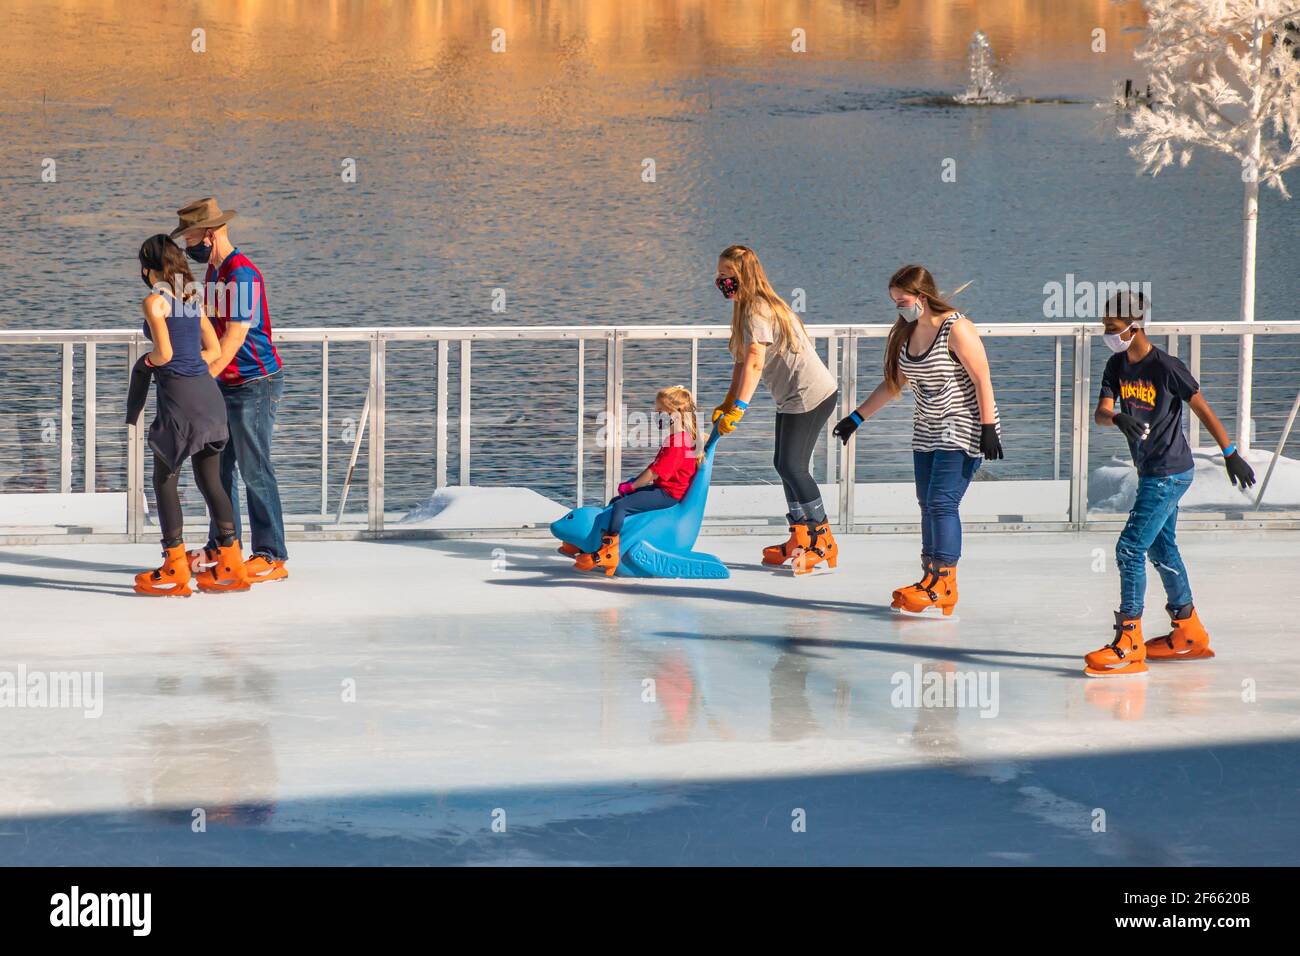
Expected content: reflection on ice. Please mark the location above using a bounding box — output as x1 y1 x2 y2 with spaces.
1 532 1297 864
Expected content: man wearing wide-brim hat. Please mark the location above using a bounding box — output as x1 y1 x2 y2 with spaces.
172 197 289 584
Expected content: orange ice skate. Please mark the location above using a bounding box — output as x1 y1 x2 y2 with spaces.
1145 605 1215 662
244 554 289 584
575 533 620 577
134 544 193 597
195 541 251 594
893 564 958 617
763 514 811 566
791 521 838 576
1084 612 1149 677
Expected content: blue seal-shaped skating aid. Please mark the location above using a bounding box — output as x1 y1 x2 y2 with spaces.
550 429 729 579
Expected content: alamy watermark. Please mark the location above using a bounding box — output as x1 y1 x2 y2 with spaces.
890 663 999 718
1041 275 1152 320
595 409 703 449
0 666 104 718
49 886 150 936
146 275 262 323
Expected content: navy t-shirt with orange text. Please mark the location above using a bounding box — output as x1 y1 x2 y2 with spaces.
1100 346 1199 477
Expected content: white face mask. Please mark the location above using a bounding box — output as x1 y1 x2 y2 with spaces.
1103 321 1142 353
897 299 924 321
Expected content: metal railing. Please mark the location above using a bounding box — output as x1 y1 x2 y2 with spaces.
2 320 1299 545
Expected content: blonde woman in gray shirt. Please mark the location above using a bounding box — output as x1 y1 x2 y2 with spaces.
711 244 840 575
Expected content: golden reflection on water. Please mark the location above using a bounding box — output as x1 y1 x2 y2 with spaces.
3 1 1146 127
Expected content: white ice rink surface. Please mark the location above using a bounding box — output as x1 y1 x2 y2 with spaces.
1 531 1297 866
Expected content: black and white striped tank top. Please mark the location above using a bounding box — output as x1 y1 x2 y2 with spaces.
897 313 999 458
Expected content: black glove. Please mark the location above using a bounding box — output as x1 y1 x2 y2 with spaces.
832 412 862 446
1113 412 1149 444
125 354 154 427
979 423 1003 460
1224 450 1256 489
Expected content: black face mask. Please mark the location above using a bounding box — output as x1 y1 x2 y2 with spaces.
185 239 212 264
715 275 739 299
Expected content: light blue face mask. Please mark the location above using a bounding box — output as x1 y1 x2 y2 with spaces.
897 299 924 321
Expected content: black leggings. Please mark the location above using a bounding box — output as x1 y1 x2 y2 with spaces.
152 448 236 549
773 391 838 521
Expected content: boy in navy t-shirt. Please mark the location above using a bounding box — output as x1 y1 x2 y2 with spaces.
1083 292 1256 677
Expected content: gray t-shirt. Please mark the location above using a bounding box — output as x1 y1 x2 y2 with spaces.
742 302 838 414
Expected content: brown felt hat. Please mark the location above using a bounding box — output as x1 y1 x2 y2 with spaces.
170 197 237 239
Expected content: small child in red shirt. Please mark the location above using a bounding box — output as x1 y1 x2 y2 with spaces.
576 386 701 575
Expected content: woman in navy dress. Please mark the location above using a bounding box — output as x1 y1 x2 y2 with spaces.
130 234 247 595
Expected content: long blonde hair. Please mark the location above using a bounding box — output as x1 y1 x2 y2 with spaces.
719 245 808 360
656 385 703 461
884 264 963 397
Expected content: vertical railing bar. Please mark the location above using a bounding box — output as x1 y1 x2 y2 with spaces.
60 343 73 494
376 337 386 528
1068 329 1083 527
320 340 329 515
459 340 471 486
838 331 858 532
1078 332 1091 530
690 338 698 404
1189 334 1202 448
1053 336 1062 481
84 342 96 493
1069 328 1092 529
612 331 625 495
826 335 838 486
367 335 386 532
603 332 618 502
577 339 585 508
1168 333 1178 359
436 340 449 490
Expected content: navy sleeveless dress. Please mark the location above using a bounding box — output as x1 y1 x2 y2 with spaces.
144 291 228 470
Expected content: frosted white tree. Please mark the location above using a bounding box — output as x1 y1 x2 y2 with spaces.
1118 1 1300 451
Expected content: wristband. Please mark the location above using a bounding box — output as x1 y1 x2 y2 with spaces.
733 399 748 411
849 410 864 426
1223 443 1236 457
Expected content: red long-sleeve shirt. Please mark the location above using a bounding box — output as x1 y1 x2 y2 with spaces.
650 431 698 500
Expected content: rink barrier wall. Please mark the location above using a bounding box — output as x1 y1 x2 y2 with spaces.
1 321 1298 544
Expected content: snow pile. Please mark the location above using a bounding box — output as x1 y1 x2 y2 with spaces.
399 485 568 529
0 492 130 529
1088 449 1300 513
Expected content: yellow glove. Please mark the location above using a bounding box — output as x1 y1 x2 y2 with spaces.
715 399 747 435
711 392 736 425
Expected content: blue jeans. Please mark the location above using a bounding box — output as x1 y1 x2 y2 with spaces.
913 450 981 565
606 487 678 535
1116 468 1194 616
208 371 288 561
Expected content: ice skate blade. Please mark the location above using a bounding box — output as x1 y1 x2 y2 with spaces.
892 606 957 621
195 581 251 594
784 564 836 578
1148 648 1216 662
133 585 192 598
1083 664 1149 678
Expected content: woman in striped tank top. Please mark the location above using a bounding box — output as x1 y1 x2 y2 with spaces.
832 265 1003 616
